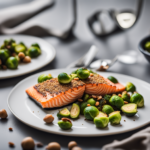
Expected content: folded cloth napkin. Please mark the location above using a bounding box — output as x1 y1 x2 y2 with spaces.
102 127 150 150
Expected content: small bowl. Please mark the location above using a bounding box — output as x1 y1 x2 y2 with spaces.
138 35 150 63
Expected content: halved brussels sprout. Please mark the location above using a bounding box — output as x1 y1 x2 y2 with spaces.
84 106 99 120
122 91 130 102
126 82 136 93
57 108 70 119
77 68 90 79
31 43 40 49
109 111 121 125
58 119 72 130
121 103 137 117
83 94 89 101
28 46 41 58
107 76 118 83
80 102 88 115
58 73 72 84
102 105 114 115
38 74 53 83
87 98 96 106
94 112 109 128
0 49 10 63
70 103 80 119
6 57 18 69
15 44 26 54
130 93 144 107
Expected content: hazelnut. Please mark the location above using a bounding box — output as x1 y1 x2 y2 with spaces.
18 52 25 59
46 142 60 150
78 99 83 102
72 146 82 150
68 141 77 150
43 114 54 124
23 56 31 63
36 142 43 147
21 137 35 150
9 142 14 147
0 109 8 119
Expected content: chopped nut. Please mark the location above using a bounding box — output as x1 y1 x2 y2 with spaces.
9 142 14 147
118 94 122 97
0 109 8 119
95 102 99 106
97 96 102 100
87 104 91 107
23 56 31 63
61 118 72 124
74 78 79 81
133 120 135 121
2 65 7 70
43 114 54 124
127 93 130 97
18 52 25 59
112 94 116 96
78 99 83 102
36 142 43 147
90 73 94 77
124 101 128 104
92 95 97 99
134 91 138 94
9 127 13 131
124 120 126 122
11 53 16 57
0 59 2 65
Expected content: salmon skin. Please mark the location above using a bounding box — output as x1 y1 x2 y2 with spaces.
83 74 125 95
26 78 85 108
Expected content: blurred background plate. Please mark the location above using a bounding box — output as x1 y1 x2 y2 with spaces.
0 35 56 79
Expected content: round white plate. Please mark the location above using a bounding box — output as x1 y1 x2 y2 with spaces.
7 69 150 137
0 35 56 79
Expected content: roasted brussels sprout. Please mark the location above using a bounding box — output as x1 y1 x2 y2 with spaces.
87 98 96 106
80 102 88 115
31 43 40 49
70 103 80 119
38 74 53 83
58 73 72 84
6 57 18 69
71 74 78 79
77 68 90 79
102 105 114 115
0 49 10 63
130 93 144 107
109 111 121 125
71 70 77 74
84 106 99 120
83 94 89 101
94 112 109 128
126 82 136 93
58 118 72 130
121 103 137 117
14 44 26 54
107 76 118 83
109 95 124 109
104 95 111 102
57 108 70 119
28 46 41 58
122 91 130 102
144 41 150 52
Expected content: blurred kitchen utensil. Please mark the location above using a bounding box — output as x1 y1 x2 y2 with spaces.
66 45 98 68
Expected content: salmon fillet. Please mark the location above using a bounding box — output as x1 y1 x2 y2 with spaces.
26 78 85 108
83 74 125 95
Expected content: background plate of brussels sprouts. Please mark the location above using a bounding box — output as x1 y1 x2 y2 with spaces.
7 68 150 137
0 35 56 79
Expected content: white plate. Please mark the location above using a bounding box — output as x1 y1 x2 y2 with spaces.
0 35 56 79
7 69 150 137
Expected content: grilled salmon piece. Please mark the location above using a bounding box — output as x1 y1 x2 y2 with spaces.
83 74 125 95
26 78 85 108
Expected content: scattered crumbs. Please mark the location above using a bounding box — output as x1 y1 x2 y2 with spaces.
38 111 39 112
9 127 13 131
133 120 135 121
82 124 83 125
120 125 122 126
124 120 126 122
36 142 43 147
9 142 14 147
33 111 34 113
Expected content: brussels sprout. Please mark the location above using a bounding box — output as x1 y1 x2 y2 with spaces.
126 82 136 93
77 68 90 79
0 44 5 49
70 103 80 119
28 46 41 58
94 112 109 128
97 98 107 111
104 95 111 102
109 111 121 125
58 73 72 84
130 93 144 107
58 119 72 130
15 55 20 63
121 103 137 117
31 43 40 49
107 76 118 83
145 41 150 52
0 49 10 63
109 96 124 109
57 108 70 119
87 98 96 106
70 74 78 79
19 42 27 49
38 74 53 83
72 70 77 74
102 105 114 115
83 94 89 101
80 102 88 115
15 44 26 54
122 91 130 102
84 106 99 120
6 57 18 69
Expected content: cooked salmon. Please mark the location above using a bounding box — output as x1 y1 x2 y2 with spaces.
26 78 85 108
83 74 125 95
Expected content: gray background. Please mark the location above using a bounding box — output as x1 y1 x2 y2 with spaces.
0 0 150 149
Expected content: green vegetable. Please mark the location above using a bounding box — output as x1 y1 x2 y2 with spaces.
0 49 10 63
89 70 97 74
122 91 130 102
58 120 72 130
77 68 90 79
109 95 124 109
97 99 107 111
6 57 18 69
144 41 150 52
72 70 77 74
28 46 41 58
94 112 109 128
109 111 121 125
58 73 72 84
84 106 99 120
126 82 136 93
57 108 70 119
70 103 80 119
14 44 26 54
31 43 40 49
87 98 96 106
107 76 118 83
121 103 137 117
83 94 89 101
130 93 144 107
38 74 53 83
104 95 111 102
80 102 88 115
70 74 78 79
102 105 114 115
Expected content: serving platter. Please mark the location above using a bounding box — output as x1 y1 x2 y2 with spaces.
7 69 150 136
0 35 56 79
